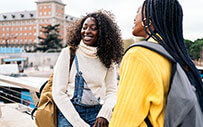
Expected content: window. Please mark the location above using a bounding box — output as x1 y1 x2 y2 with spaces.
2 34 5 38
29 26 32 30
44 6 47 9
44 12 47 15
30 13 33 17
20 39 23 44
2 28 5 31
29 33 32 36
20 27 23 31
15 33 18 37
6 27 9 31
40 12 42 16
24 26 27 30
24 33 27 37
12 15 15 18
15 27 18 31
20 14 24 18
3 15 7 19
11 27 13 31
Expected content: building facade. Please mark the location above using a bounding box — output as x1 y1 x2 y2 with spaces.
0 0 76 51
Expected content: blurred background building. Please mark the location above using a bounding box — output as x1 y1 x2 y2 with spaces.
0 0 76 52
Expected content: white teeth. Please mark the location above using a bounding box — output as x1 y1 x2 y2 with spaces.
84 36 92 40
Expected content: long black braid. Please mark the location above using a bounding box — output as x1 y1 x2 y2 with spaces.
142 0 203 112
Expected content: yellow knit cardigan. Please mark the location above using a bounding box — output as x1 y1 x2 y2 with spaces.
109 39 172 127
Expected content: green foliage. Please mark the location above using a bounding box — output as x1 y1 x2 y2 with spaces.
35 24 63 52
184 39 193 53
190 39 203 60
184 38 203 60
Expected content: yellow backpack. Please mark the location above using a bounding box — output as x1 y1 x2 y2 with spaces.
31 46 76 127
35 74 56 127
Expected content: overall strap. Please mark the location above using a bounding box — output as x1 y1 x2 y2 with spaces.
74 55 79 73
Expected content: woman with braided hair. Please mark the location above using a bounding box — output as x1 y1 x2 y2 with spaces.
109 0 203 126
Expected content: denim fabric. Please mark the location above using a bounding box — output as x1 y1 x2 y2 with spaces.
72 55 100 106
58 110 72 127
58 55 102 127
58 104 102 127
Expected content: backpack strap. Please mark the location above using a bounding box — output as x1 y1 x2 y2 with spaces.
144 117 153 127
69 46 76 72
126 41 175 62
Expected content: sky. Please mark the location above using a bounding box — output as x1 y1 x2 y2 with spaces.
0 0 203 41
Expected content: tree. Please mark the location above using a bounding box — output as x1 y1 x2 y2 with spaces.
35 24 63 52
184 38 203 60
184 39 193 53
190 38 203 60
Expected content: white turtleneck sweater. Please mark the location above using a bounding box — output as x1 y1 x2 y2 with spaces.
52 41 117 127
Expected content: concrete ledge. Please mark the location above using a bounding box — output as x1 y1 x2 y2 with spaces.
0 103 36 127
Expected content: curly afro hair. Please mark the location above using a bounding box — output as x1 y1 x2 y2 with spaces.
66 10 123 68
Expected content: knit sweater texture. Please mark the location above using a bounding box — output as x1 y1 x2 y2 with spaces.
109 38 172 127
53 41 117 127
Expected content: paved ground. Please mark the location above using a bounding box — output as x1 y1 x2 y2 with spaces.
0 103 36 127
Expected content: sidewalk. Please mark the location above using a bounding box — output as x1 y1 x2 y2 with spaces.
0 103 36 127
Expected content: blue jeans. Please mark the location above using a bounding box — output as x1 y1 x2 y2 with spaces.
58 104 102 127
58 58 102 127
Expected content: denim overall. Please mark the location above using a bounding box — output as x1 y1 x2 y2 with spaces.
58 55 102 127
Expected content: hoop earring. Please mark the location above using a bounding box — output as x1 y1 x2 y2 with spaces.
142 18 152 28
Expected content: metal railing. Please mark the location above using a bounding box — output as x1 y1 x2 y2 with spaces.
0 74 41 110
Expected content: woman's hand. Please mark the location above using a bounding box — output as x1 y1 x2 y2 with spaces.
93 117 109 127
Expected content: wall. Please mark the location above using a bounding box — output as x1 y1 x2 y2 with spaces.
0 53 59 67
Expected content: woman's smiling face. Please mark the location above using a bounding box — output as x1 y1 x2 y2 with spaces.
81 17 98 46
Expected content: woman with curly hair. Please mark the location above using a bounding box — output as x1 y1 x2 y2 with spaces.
52 10 123 127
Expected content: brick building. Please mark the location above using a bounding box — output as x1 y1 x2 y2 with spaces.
0 0 76 51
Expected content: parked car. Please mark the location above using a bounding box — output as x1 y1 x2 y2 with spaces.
197 66 203 80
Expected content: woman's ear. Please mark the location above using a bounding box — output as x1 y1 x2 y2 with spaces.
141 18 152 28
